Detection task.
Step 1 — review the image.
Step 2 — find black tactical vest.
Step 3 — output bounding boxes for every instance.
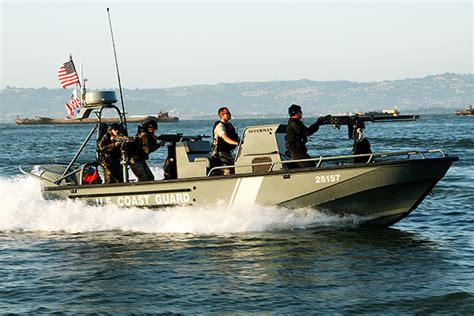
[212,121,239,155]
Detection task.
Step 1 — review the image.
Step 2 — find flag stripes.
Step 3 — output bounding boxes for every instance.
[57,60,79,88]
[65,96,81,119]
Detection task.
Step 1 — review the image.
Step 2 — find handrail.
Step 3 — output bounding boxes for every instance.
[19,164,58,184]
[22,149,448,183]
[54,164,87,184]
[19,162,91,185]
[62,124,98,177]
[207,149,447,176]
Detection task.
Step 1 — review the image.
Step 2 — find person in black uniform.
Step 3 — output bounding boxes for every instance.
[285,104,326,169]
[212,107,240,175]
[98,122,125,183]
[129,118,162,181]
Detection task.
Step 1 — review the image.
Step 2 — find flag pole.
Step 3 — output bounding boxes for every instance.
[106,7,127,128]
[68,54,82,89]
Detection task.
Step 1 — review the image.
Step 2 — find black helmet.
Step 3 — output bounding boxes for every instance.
[288,104,302,116]
[110,122,124,132]
[144,117,158,129]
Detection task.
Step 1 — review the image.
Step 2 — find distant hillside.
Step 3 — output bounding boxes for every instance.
[1,73,472,122]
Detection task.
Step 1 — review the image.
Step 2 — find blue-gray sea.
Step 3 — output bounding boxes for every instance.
[0,114,473,314]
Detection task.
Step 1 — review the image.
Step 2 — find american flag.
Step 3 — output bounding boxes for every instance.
[65,94,81,119]
[57,60,80,88]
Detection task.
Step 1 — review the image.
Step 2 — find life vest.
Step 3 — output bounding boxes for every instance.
[83,166,100,184]
[212,121,239,155]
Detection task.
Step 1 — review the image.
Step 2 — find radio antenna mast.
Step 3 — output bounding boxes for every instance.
[107,7,127,127]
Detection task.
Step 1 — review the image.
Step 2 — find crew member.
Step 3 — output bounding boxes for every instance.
[285,104,327,169]
[98,122,125,183]
[129,118,162,181]
[352,117,372,163]
[212,107,240,175]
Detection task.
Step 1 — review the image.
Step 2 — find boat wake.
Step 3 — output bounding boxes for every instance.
[0,175,363,234]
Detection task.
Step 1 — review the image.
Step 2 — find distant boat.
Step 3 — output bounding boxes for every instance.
[15,111,178,125]
[358,108,400,117]
[455,105,473,116]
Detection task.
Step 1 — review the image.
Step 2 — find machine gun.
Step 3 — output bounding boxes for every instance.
[109,135,137,180]
[317,114,419,140]
[111,134,211,149]
[111,135,136,144]
[158,134,210,143]
[316,113,419,162]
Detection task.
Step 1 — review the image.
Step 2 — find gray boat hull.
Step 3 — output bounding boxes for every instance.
[40,157,456,227]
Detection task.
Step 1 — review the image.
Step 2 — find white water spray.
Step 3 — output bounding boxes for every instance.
[0,175,361,234]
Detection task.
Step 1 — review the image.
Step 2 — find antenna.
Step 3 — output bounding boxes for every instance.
[107,7,127,127]
[80,63,87,100]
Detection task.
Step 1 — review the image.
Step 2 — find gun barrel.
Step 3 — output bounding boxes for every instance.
[318,114,419,125]
[158,134,209,142]
[370,114,419,122]
[317,114,419,139]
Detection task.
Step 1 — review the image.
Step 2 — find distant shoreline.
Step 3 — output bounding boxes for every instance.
[2,73,472,122]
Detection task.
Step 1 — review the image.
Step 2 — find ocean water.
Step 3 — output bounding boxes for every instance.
[0,115,473,314]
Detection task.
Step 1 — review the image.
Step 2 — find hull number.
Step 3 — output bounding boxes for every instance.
[315,174,340,184]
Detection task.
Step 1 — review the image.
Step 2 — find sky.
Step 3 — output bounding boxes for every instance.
[1,1,472,89]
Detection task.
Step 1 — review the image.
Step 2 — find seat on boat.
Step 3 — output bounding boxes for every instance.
[175,140,212,178]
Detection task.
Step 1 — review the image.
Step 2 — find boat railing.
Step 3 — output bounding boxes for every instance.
[55,162,99,185]
[21,149,447,183]
[207,149,447,176]
[19,163,70,184]
[20,162,95,185]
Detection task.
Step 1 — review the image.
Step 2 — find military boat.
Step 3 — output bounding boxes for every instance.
[15,111,178,125]
[358,108,400,117]
[20,91,458,227]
